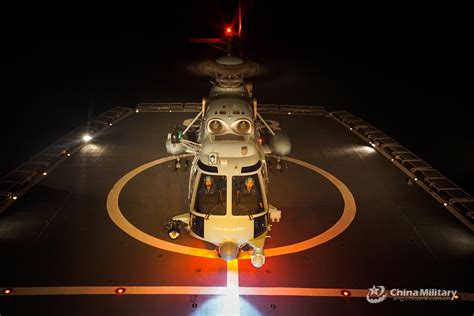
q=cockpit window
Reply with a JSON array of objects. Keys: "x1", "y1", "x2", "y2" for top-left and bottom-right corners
[
  {"x1": 232, "y1": 174, "x2": 264, "y2": 215},
  {"x1": 194, "y1": 174, "x2": 226, "y2": 216}
]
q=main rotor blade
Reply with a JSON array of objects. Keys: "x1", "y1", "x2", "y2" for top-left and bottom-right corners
[{"x1": 189, "y1": 38, "x2": 226, "y2": 43}]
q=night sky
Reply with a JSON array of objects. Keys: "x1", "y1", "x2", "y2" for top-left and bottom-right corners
[{"x1": 1, "y1": 2, "x2": 472, "y2": 193}]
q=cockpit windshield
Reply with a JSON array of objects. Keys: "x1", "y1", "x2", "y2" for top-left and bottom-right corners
[
  {"x1": 194, "y1": 174, "x2": 226, "y2": 216},
  {"x1": 232, "y1": 174, "x2": 264, "y2": 215}
]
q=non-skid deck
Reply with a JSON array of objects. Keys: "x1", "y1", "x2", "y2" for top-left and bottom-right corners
[{"x1": 1, "y1": 112, "x2": 472, "y2": 315}]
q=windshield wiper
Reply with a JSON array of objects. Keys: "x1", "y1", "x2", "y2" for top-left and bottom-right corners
[
  {"x1": 205, "y1": 204, "x2": 221, "y2": 220},
  {"x1": 236, "y1": 204, "x2": 253, "y2": 220}
]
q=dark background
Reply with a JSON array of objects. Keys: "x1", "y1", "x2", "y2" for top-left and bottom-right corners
[{"x1": 1, "y1": 2, "x2": 472, "y2": 193}]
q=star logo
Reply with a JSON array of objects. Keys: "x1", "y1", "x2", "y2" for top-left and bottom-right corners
[
  {"x1": 369, "y1": 285, "x2": 382, "y2": 295},
  {"x1": 366, "y1": 285, "x2": 387, "y2": 304}
]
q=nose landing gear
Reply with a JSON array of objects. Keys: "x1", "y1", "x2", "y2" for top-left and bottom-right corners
[
  {"x1": 171, "y1": 156, "x2": 189, "y2": 172},
  {"x1": 251, "y1": 249, "x2": 265, "y2": 268}
]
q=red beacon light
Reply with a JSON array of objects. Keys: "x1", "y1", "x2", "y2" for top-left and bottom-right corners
[{"x1": 226, "y1": 27, "x2": 232, "y2": 35}]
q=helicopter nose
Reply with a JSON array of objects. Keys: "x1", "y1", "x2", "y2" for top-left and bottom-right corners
[{"x1": 218, "y1": 241, "x2": 239, "y2": 261}]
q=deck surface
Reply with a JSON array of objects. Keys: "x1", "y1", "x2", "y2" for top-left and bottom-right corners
[{"x1": 1, "y1": 112, "x2": 473, "y2": 315}]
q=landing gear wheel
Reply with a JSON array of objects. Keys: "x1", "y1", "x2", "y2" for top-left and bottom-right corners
[
  {"x1": 280, "y1": 160, "x2": 288, "y2": 173},
  {"x1": 268, "y1": 160, "x2": 274, "y2": 173},
  {"x1": 175, "y1": 158, "x2": 181, "y2": 171},
  {"x1": 181, "y1": 159, "x2": 189, "y2": 172},
  {"x1": 165, "y1": 220, "x2": 182, "y2": 240},
  {"x1": 251, "y1": 252, "x2": 265, "y2": 268},
  {"x1": 276, "y1": 157, "x2": 282, "y2": 172}
]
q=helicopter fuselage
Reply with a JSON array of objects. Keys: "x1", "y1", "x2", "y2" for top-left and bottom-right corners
[{"x1": 166, "y1": 56, "x2": 290, "y2": 268}]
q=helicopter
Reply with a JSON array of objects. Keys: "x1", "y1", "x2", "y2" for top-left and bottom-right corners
[{"x1": 164, "y1": 4, "x2": 291, "y2": 268}]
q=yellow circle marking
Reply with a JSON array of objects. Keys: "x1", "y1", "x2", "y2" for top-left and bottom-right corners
[{"x1": 106, "y1": 155, "x2": 356, "y2": 259}]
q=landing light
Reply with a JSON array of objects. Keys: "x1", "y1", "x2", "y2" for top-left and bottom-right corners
[
  {"x1": 67, "y1": 153, "x2": 71, "y2": 157},
  {"x1": 443, "y1": 202, "x2": 448, "y2": 206},
  {"x1": 82, "y1": 134, "x2": 92, "y2": 142},
  {"x1": 341, "y1": 290, "x2": 351, "y2": 297},
  {"x1": 43, "y1": 172, "x2": 47, "y2": 176},
  {"x1": 12, "y1": 196, "x2": 17, "y2": 200}
]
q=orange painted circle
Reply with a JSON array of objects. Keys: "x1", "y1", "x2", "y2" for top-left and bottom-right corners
[{"x1": 106, "y1": 155, "x2": 356, "y2": 259}]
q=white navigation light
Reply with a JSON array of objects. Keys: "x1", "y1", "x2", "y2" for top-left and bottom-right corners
[{"x1": 82, "y1": 134, "x2": 92, "y2": 142}]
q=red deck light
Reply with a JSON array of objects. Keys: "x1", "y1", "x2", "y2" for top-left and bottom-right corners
[
  {"x1": 2, "y1": 288, "x2": 13, "y2": 295},
  {"x1": 341, "y1": 289, "x2": 351, "y2": 297},
  {"x1": 115, "y1": 287, "x2": 126, "y2": 295}
]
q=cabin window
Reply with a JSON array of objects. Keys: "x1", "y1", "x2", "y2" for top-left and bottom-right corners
[
  {"x1": 241, "y1": 160, "x2": 261, "y2": 173},
  {"x1": 194, "y1": 174, "x2": 227, "y2": 216},
  {"x1": 232, "y1": 174, "x2": 264, "y2": 215},
  {"x1": 253, "y1": 214, "x2": 267, "y2": 238}
]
